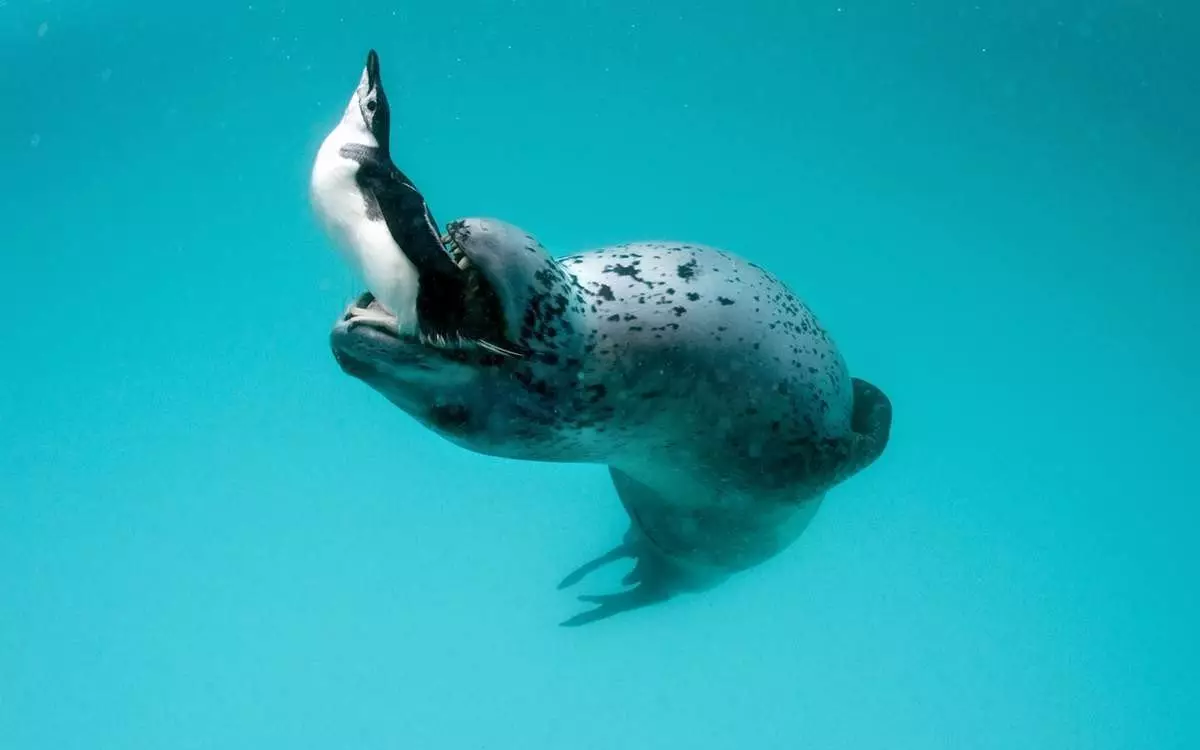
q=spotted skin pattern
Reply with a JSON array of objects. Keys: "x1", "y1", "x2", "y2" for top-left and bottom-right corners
[
  {"x1": 560, "y1": 241, "x2": 853, "y2": 452},
  {"x1": 475, "y1": 235, "x2": 860, "y2": 481},
  {"x1": 331, "y1": 220, "x2": 891, "y2": 626}
]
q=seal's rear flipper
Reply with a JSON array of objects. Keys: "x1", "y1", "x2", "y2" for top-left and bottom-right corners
[{"x1": 841, "y1": 377, "x2": 892, "y2": 482}]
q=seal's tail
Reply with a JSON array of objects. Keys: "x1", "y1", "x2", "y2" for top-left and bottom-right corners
[{"x1": 840, "y1": 377, "x2": 893, "y2": 483}]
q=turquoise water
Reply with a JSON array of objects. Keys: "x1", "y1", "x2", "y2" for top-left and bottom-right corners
[{"x1": 2, "y1": 1, "x2": 1198, "y2": 747}]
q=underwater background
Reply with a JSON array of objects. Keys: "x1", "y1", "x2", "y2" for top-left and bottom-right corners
[{"x1": 2, "y1": 1, "x2": 1197, "y2": 747}]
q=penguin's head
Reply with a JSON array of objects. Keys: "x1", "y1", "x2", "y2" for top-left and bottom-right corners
[{"x1": 337, "y1": 48, "x2": 391, "y2": 153}]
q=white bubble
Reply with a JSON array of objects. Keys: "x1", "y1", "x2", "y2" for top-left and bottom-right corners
[{"x1": 37, "y1": 22, "x2": 49, "y2": 37}]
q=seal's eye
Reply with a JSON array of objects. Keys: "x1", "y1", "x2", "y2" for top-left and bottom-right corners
[
  {"x1": 366, "y1": 100, "x2": 377, "y2": 112},
  {"x1": 427, "y1": 403, "x2": 471, "y2": 431}
]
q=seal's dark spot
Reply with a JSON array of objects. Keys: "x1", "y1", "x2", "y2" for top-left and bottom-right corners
[
  {"x1": 677, "y1": 259, "x2": 698, "y2": 280},
  {"x1": 686, "y1": 292, "x2": 700, "y2": 302},
  {"x1": 596, "y1": 284, "x2": 615, "y2": 301},
  {"x1": 717, "y1": 297, "x2": 735, "y2": 306}
]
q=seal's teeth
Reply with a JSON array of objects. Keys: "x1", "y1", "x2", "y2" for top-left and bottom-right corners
[{"x1": 442, "y1": 234, "x2": 472, "y2": 267}]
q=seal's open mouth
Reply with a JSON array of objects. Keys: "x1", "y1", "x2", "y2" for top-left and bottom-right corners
[
  {"x1": 441, "y1": 229, "x2": 510, "y2": 349},
  {"x1": 420, "y1": 228, "x2": 520, "y2": 357},
  {"x1": 333, "y1": 230, "x2": 519, "y2": 366}
]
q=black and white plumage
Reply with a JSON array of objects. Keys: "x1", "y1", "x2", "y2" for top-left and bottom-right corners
[{"x1": 310, "y1": 50, "x2": 508, "y2": 352}]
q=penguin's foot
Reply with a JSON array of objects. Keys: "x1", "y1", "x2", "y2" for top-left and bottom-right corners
[{"x1": 345, "y1": 306, "x2": 400, "y2": 335}]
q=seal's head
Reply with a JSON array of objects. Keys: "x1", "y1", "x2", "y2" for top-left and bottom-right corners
[
  {"x1": 441, "y1": 217, "x2": 583, "y2": 350},
  {"x1": 330, "y1": 218, "x2": 589, "y2": 455}
]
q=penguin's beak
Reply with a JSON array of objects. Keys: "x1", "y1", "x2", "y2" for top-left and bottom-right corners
[
  {"x1": 365, "y1": 49, "x2": 381, "y2": 93},
  {"x1": 349, "y1": 48, "x2": 390, "y2": 150}
]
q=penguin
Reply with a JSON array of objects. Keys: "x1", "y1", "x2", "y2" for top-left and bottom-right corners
[{"x1": 309, "y1": 49, "x2": 517, "y2": 355}]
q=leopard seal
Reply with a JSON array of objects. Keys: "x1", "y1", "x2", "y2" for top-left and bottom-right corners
[
  {"x1": 320, "y1": 52, "x2": 893, "y2": 627},
  {"x1": 329, "y1": 219, "x2": 893, "y2": 626}
]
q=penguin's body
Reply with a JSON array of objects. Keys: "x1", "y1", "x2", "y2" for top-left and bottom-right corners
[{"x1": 310, "y1": 50, "x2": 471, "y2": 346}]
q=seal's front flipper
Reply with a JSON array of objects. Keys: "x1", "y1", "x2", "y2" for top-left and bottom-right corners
[
  {"x1": 556, "y1": 540, "x2": 633, "y2": 590},
  {"x1": 558, "y1": 469, "x2": 698, "y2": 627},
  {"x1": 559, "y1": 580, "x2": 672, "y2": 627}
]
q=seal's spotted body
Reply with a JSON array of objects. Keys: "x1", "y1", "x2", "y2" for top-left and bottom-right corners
[
  {"x1": 332, "y1": 220, "x2": 892, "y2": 627},
  {"x1": 561, "y1": 242, "x2": 851, "y2": 450}
]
